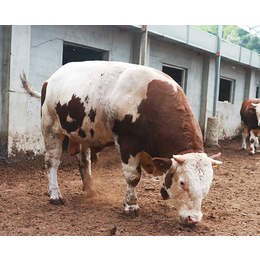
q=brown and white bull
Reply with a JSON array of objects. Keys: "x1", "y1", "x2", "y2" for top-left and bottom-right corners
[
  {"x1": 240, "y1": 98, "x2": 260, "y2": 155},
  {"x1": 21, "y1": 61, "x2": 221, "y2": 224}
]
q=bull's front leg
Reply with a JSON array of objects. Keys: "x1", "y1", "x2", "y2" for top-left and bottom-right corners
[
  {"x1": 76, "y1": 147, "x2": 98, "y2": 197},
  {"x1": 122, "y1": 154, "x2": 141, "y2": 217},
  {"x1": 255, "y1": 136, "x2": 260, "y2": 153},
  {"x1": 249, "y1": 130, "x2": 257, "y2": 155},
  {"x1": 241, "y1": 126, "x2": 248, "y2": 150}
]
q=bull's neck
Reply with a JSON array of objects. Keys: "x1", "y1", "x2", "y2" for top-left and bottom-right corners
[{"x1": 155, "y1": 133, "x2": 204, "y2": 158}]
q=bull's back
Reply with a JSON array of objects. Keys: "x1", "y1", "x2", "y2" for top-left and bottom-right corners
[{"x1": 41, "y1": 61, "x2": 177, "y2": 147}]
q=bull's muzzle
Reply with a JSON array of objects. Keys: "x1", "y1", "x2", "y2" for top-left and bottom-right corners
[
  {"x1": 180, "y1": 213, "x2": 202, "y2": 225},
  {"x1": 187, "y1": 216, "x2": 201, "y2": 224}
]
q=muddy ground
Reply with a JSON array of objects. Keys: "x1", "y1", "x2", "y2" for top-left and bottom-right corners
[{"x1": 1, "y1": 138, "x2": 260, "y2": 236}]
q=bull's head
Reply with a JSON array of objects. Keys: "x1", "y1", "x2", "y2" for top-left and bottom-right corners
[
  {"x1": 153, "y1": 153, "x2": 221, "y2": 224},
  {"x1": 252, "y1": 103, "x2": 260, "y2": 126}
]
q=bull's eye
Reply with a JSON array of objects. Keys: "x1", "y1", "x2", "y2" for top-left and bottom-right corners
[{"x1": 179, "y1": 180, "x2": 186, "y2": 189}]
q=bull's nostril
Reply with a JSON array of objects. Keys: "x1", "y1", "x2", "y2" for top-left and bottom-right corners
[{"x1": 187, "y1": 216, "x2": 200, "y2": 224}]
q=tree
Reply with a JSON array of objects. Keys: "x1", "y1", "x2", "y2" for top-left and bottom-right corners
[
  {"x1": 225, "y1": 31, "x2": 241, "y2": 45},
  {"x1": 194, "y1": 25, "x2": 218, "y2": 36},
  {"x1": 247, "y1": 36, "x2": 260, "y2": 53}
]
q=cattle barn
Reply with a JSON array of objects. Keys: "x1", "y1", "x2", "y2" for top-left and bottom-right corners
[{"x1": 0, "y1": 25, "x2": 260, "y2": 158}]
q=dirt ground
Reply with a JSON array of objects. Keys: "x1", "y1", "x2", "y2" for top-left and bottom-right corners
[{"x1": 1, "y1": 137, "x2": 260, "y2": 236}]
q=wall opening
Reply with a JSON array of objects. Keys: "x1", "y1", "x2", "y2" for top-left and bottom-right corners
[
  {"x1": 162, "y1": 65, "x2": 187, "y2": 93},
  {"x1": 218, "y1": 77, "x2": 235, "y2": 103},
  {"x1": 63, "y1": 43, "x2": 108, "y2": 65}
]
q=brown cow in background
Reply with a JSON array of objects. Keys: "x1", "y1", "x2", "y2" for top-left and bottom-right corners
[{"x1": 240, "y1": 98, "x2": 260, "y2": 155}]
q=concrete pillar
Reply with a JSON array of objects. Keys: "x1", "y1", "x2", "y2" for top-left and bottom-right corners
[
  {"x1": 205, "y1": 117, "x2": 219, "y2": 147},
  {"x1": 244, "y1": 69, "x2": 255, "y2": 100},
  {"x1": 244, "y1": 69, "x2": 251, "y2": 101},
  {"x1": 132, "y1": 33, "x2": 142, "y2": 65},
  {"x1": 3, "y1": 25, "x2": 31, "y2": 157},
  {"x1": 0, "y1": 26, "x2": 10, "y2": 158},
  {"x1": 199, "y1": 55, "x2": 216, "y2": 136},
  {"x1": 140, "y1": 26, "x2": 148, "y2": 66},
  {"x1": 132, "y1": 27, "x2": 150, "y2": 66}
]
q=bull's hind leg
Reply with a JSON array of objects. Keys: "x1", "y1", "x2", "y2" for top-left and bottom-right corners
[
  {"x1": 76, "y1": 147, "x2": 98, "y2": 197},
  {"x1": 122, "y1": 153, "x2": 141, "y2": 217},
  {"x1": 41, "y1": 111, "x2": 65, "y2": 204},
  {"x1": 44, "y1": 134, "x2": 64, "y2": 203}
]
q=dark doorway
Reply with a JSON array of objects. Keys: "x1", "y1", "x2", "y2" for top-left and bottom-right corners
[{"x1": 63, "y1": 43, "x2": 107, "y2": 65}]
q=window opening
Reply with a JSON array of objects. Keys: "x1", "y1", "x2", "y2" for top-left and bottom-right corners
[
  {"x1": 162, "y1": 65, "x2": 187, "y2": 93},
  {"x1": 218, "y1": 78, "x2": 235, "y2": 103},
  {"x1": 63, "y1": 43, "x2": 108, "y2": 65}
]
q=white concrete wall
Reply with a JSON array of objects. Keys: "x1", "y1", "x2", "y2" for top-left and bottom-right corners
[{"x1": 0, "y1": 26, "x2": 31, "y2": 156}]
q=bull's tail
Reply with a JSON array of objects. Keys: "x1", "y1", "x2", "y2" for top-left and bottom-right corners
[{"x1": 20, "y1": 72, "x2": 41, "y2": 99}]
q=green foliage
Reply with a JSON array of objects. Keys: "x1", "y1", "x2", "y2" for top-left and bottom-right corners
[
  {"x1": 193, "y1": 25, "x2": 260, "y2": 54},
  {"x1": 194, "y1": 25, "x2": 219, "y2": 36}
]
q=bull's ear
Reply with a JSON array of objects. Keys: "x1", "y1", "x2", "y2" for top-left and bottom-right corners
[{"x1": 152, "y1": 158, "x2": 172, "y2": 173}]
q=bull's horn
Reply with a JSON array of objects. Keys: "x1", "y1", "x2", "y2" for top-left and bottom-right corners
[
  {"x1": 210, "y1": 158, "x2": 222, "y2": 166},
  {"x1": 172, "y1": 155, "x2": 185, "y2": 164}
]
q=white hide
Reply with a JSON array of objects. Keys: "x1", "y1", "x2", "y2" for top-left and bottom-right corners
[
  {"x1": 44, "y1": 61, "x2": 177, "y2": 131},
  {"x1": 165, "y1": 153, "x2": 217, "y2": 223},
  {"x1": 252, "y1": 103, "x2": 260, "y2": 126}
]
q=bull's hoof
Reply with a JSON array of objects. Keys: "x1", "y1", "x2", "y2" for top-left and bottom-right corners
[
  {"x1": 249, "y1": 151, "x2": 255, "y2": 156},
  {"x1": 241, "y1": 147, "x2": 246, "y2": 150},
  {"x1": 124, "y1": 204, "x2": 140, "y2": 217},
  {"x1": 85, "y1": 188, "x2": 99, "y2": 198},
  {"x1": 50, "y1": 198, "x2": 65, "y2": 205}
]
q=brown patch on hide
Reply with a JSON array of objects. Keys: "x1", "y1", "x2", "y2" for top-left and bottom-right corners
[
  {"x1": 165, "y1": 172, "x2": 174, "y2": 189},
  {"x1": 112, "y1": 79, "x2": 203, "y2": 164},
  {"x1": 90, "y1": 129, "x2": 94, "y2": 138},
  {"x1": 55, "y1": 94, "x2": 86, "y2": 134},
  {"x1": 88, "y1": 108, "x2": 96, "y2": 123},
  {"x1": 78, "y1": 128, "x2": 86, "y2": 138}
]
